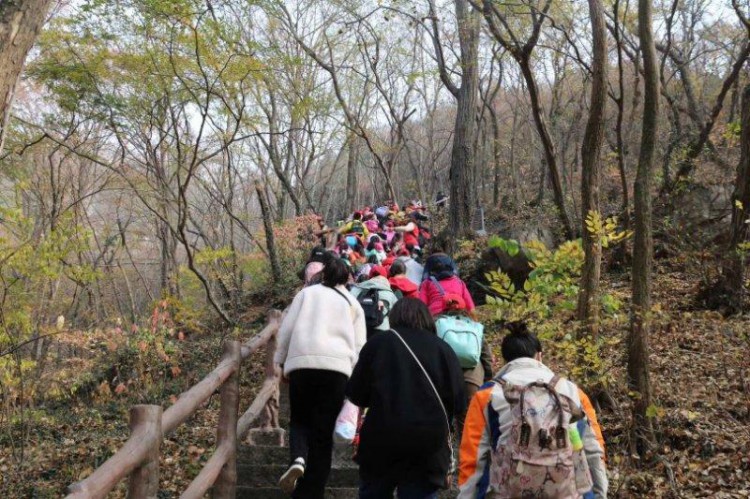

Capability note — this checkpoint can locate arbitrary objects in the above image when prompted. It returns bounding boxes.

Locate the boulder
[465,246,533,306]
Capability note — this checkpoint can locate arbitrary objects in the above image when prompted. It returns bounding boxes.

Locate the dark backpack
[357,288,385,329]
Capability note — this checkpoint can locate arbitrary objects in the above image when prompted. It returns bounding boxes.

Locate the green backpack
[435,315,484,369]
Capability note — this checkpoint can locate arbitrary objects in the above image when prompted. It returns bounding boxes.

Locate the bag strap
[548,374,562,391]
[389,329,450,432]
[390,328,456,481]
[430,276,446,296]
[331,286,352,306]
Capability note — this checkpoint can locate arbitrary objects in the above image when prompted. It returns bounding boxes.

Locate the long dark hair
[389,298,436,334]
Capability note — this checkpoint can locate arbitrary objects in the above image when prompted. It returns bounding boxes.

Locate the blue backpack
[435,315,484,369]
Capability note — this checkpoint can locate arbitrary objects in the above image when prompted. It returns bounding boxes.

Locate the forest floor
[547,257,750,498]
[1,258,749,498]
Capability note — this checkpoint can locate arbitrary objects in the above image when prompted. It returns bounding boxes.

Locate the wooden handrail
[180,442,233,499]
[236,376,278,437]
[67,405,163,499]
[162,357,236,435]
[66,310,282,499]
[241,309,282,360]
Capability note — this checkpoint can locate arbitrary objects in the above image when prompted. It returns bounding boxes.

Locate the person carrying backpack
[339,211,370,239]
[350,265,400,339]
[397,250,425,287]
[458,323,608,499]
[346,298,466,499]
[419,258,474,316]
[434,296,493,437]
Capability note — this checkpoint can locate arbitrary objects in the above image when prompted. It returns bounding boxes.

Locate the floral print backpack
[489,375,588,498]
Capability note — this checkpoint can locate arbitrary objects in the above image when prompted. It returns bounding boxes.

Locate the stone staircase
[236,385,457,498]
[236,442,360,498]
[236,385,360,498]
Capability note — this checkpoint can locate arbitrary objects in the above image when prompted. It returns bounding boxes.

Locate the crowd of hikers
[274,201,609,499]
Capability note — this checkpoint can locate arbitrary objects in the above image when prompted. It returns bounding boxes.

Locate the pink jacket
[419,276,475,316]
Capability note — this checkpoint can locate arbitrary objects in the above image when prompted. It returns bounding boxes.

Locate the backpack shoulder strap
[430,276,446,296]
[548,374,562,392]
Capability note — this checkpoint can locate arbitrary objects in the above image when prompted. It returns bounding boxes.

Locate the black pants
[288,369,348,499]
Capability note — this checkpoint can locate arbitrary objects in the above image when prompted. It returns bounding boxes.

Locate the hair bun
[503,321,529,336]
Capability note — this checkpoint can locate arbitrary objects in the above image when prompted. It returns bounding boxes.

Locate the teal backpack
[435,315,484,369]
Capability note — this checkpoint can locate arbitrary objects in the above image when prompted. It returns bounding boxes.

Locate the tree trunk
[448,0,480,245]
[255,180,282,284]
[576,0,608,339]
[518,58,575,239]
[345,133,358,210]
[491,108,501,207]
[628,0,659,457]
[0,0,54,154]
[508,101,522,207]
[612,0,630,227]
[725,85,750,311]
[157,218,179,297]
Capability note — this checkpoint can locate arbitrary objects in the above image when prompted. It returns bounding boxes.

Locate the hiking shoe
[279,457,305,495]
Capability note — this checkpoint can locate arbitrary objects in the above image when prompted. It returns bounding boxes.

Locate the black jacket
[346,327,466,488]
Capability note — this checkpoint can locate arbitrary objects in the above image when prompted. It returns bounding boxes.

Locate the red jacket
[403,226,420,247]
[419,276,475,316]
[389,275,419,298]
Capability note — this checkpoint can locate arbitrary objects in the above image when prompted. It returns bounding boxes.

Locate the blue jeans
[359,477,438,499]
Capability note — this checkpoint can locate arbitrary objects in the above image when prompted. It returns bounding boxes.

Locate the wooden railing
[66,310,283,499]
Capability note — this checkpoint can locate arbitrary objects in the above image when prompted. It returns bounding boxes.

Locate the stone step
[236,486,359,498]
[236,485,458,498]
[237,444,357,466]
[237,464,359,489]
[237,445,288,465]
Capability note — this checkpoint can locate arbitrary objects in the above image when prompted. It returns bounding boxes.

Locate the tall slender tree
[449,0,481,241]
[722,85,750,312]
[477,0,575,239]
[628,0,659,455]
[577,0,608,338]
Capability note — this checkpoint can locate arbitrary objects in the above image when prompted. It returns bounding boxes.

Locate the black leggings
[288,369,348,499]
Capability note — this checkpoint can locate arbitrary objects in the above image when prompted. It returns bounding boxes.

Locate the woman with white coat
[275,257,367,498]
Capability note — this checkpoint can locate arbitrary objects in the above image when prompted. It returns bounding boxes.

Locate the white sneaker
[279,457,305,495]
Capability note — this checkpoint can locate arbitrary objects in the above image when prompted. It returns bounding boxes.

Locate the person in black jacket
[346,298,466,499]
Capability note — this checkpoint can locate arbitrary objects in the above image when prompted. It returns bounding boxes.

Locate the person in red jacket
[388,260,419,298]
[419,259,474,316]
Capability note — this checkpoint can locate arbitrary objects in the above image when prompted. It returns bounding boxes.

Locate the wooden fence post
[212,340,241,499]
[128,405,162,499]
[264,310,281,430]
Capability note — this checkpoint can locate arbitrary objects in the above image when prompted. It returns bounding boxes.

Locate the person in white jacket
[458,323,608,499]
[275,256,367,498]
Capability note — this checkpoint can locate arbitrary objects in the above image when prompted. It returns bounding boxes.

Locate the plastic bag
[333,400,359,444]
